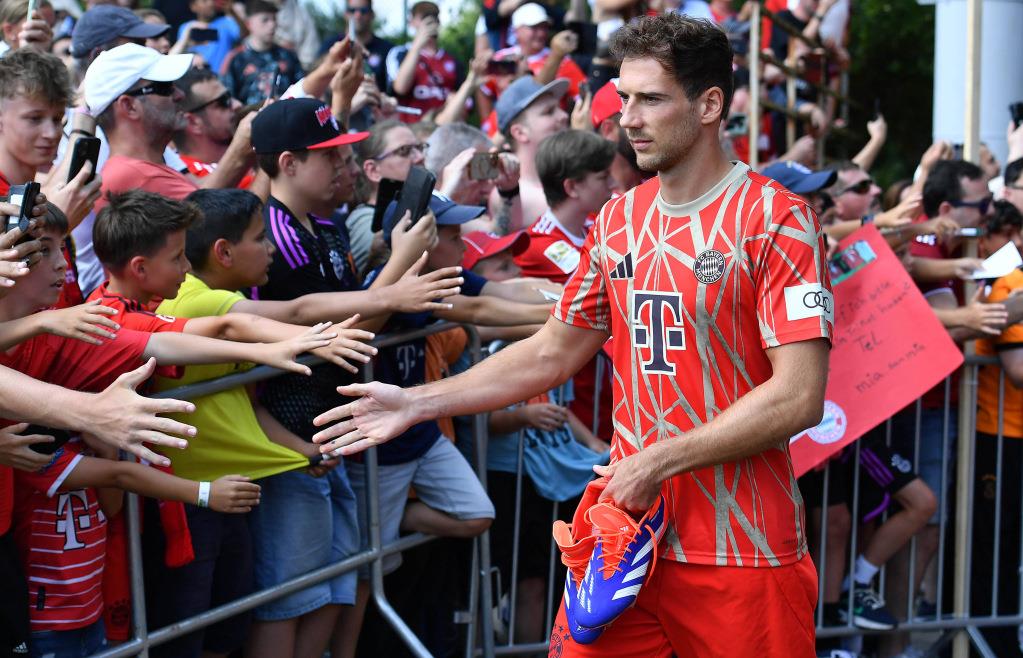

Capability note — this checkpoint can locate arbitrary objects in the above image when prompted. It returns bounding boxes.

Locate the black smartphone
[951,143,964,161]
[588,63,618,96]
[566,21,598,56]
[67,136,100,184]
[725,113,748,136]
[190,27,219,43]
[392,166,436,229]
[486,59,518,76]
[25,424,72,455]
[372,177,403,233]
[4,181,40,243]
[1011,102,1023,129]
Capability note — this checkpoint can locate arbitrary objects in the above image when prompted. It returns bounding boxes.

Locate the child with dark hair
[222,0,303,104]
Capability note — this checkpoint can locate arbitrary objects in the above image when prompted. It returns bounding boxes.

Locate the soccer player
[313,14,832,657]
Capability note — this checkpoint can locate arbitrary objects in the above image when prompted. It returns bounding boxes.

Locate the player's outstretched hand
[260,321,337,375]
[310,314,377,374]
[312,382,416,456]
[209,475,261,513]
[89,358,197,466]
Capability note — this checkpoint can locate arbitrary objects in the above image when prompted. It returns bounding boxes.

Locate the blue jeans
[29,620,105,658]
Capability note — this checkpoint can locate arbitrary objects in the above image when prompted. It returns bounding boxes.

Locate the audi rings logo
[803,290,832,314]
[693,249,725,284]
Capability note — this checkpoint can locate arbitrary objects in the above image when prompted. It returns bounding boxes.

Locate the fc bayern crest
[693,249,725,284]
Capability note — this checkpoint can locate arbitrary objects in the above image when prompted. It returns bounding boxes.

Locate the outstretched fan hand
[312,382,418,456]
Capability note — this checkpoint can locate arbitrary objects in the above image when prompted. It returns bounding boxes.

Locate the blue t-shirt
[177,15,241,74]
[487,382,608,502]
[360,268,487,465]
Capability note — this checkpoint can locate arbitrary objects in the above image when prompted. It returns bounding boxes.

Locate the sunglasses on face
[187,90,232,113]
[125,80,177,98]
[346,6,371,14]
[950,196,993,215]
[835,179,875,196]
[374,142,428,160]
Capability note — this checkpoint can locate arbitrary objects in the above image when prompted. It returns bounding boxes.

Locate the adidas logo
[609,253,633,279]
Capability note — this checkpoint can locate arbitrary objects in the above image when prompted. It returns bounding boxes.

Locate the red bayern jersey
[179,154,255,190]
[13,444,106,632]
[555,162,833,567]
[87,282,189,334]
[484,46,587,99]
[514,210,587,283]
[384,46,460,122]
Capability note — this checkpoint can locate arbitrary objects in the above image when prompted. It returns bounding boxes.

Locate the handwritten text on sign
[790,226,963,476]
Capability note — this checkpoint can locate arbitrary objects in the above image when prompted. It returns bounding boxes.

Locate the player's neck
[657,140,733,207]
[106,276,153,307]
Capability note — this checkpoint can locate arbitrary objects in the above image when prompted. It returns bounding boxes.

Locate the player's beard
[629,104,701,173]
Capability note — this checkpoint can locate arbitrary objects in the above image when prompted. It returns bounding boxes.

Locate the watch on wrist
[498,185,519,199]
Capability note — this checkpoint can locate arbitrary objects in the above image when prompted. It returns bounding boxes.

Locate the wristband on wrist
[861,214,875,226]
[197,481,211,508]
[813,12,824,20]
[498,185,519,199]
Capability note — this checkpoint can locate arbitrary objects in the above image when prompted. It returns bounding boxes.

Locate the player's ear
[701,86,725,126]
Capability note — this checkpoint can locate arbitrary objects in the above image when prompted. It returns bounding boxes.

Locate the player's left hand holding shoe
[593,447,667,513]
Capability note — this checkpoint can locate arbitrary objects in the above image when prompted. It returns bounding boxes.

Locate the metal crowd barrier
[87,322,496,658]
[83,325,1023,657]
[747,0,858,170]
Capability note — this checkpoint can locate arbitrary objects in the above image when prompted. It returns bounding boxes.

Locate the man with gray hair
[425,122,521,234]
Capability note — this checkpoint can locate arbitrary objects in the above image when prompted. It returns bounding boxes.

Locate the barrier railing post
[125,491,149,657]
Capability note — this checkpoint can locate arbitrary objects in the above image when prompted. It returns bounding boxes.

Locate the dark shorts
[0,530,29,658]
[144,505,254,658]
[488,470,574,593]
[800,423,919,523]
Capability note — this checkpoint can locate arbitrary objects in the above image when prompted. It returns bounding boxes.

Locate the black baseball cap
[252,98,369,154]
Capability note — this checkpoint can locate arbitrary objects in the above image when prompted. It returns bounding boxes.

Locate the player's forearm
[408,319,599,423]
[652,354,827,479]
[0,367,105,430]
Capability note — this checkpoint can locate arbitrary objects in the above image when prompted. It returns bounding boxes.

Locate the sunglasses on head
[950,196,993,215]
[125,80,177,98]
[835,179,875,196]
[186,90,232,113]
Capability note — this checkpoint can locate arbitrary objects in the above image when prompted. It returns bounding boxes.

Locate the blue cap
[383,192,485,242]
[495,75,569,133]
[71,5,169,59]
[761,161,837,195]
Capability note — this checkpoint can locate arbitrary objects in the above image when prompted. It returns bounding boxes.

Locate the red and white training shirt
[555,162,833,567]
[14,445,105,632]
[515,210,587,284]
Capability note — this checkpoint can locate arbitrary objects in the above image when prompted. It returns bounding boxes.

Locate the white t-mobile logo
[55,491,92,550]
[631,290,685,375]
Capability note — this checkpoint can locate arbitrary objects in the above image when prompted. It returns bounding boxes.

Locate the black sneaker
[838,586,898,630]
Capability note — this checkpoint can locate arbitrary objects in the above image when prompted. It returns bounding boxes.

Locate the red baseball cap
[462,231,529,270]
[590,78,622,129]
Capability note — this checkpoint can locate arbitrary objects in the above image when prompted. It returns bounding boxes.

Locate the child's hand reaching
[209,475,261,513]
[37,300,120,345]
[310,314,377,374]
[521,403,569,432]
[257,321,337,374]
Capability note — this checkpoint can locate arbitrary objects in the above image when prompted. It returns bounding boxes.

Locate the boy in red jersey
[0,206,262,658]
[314,14,831,658]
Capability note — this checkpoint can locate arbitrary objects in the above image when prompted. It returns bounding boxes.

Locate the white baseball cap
[83,43,194,116]
[511,3,551,28]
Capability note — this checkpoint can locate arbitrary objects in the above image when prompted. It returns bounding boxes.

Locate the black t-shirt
[769,9,808,61]
[319,34,394,92]
[253,196,359,440]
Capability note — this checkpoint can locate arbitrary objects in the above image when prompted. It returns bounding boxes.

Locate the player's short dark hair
[0,48,72,108]
[94,190,200,271]
[922,160,985,218]
[183,188,263,271]
[255,149,310,179]
[536,130,616,208]
[984,199,1023,236]
[1005,158,1023,187]
[609,13,734,120]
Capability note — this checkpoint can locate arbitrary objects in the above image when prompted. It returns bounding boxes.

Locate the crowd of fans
[0,1,1020,658]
